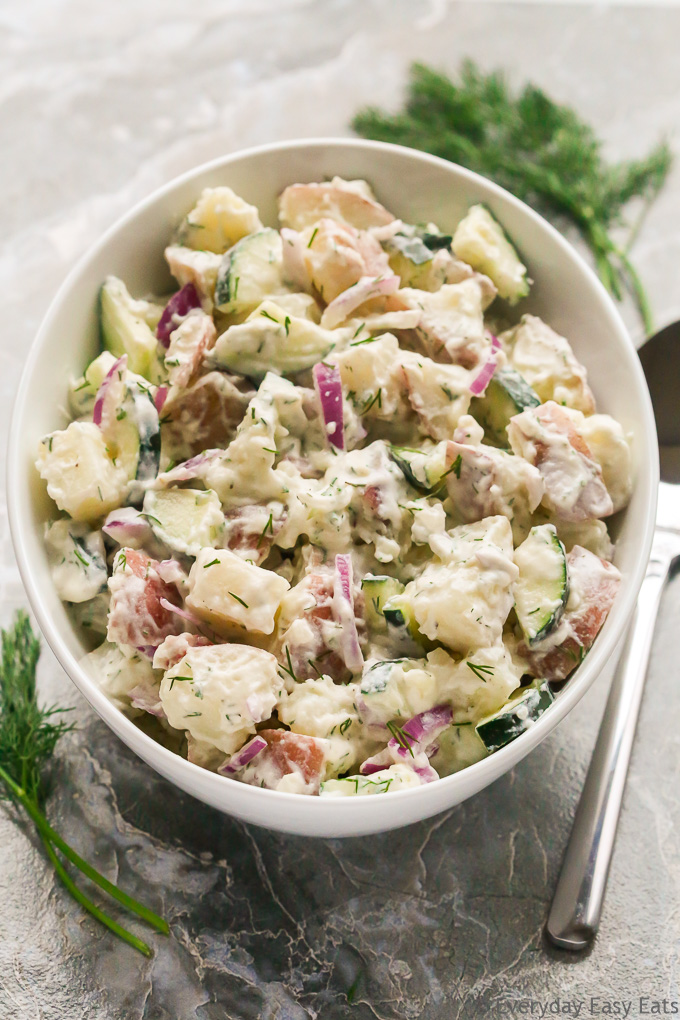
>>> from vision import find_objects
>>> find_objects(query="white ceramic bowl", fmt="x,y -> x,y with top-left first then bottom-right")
8,139 -> 658,837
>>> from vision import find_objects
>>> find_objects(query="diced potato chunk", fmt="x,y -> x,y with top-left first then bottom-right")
425,644 -> 522,722
186,548 -> 290,635
501,315 -> 595,413
404,516 -> 518,653
320,763 -> 424,797
81,641 -> 158,715
36,421 -> 129,522
160,643 -> 281,754
178,186 -> 263,253
357,660 -> 438,730
279,178 -> 394,232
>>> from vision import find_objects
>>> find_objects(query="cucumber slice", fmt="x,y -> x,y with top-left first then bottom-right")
389,443 -> 449,494
106,380 -> 160,482
361,575 -> 405,631
452,204 -> 529,304
214,229 -> 283,316
475,679 -> 554,753
514,524 -> 568,645
143,488 -> 225,557
469,366 -> 540,448
384,230 -> 455,288
127,382 -> 161,481
100,277 -> 159,378
383,592 -> 434,650
429,722 -> 488,776
69,352 -> 118,418
211,299 -> 336,380
385,234 -> 435,288
71,590 -> 110,637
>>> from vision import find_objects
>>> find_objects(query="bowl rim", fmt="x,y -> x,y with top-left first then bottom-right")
7,136 -> 659,825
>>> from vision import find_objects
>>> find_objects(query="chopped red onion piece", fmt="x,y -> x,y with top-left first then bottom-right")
219,735 -> 268,776
128,682 -> 164,718
402,705 -> 453,745
469,335 -> 501,397
361,705 -> 453,773
321,274 -> 400,329
93,354 -> 127,426
332,553 -> 364,673
103,508 -> 152,545
155,385 -> 168,412
135,644 -> 159,661
159,448 -> 223,483
412,761 -> 439,783
359,748 -> 392,775
313,362 -> 344,451
159,598 -> 201,628
156,283 -> 202,348
159,597 -> 220,642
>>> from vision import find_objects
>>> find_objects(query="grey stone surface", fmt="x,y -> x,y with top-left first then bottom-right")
1,1 -> 679,1016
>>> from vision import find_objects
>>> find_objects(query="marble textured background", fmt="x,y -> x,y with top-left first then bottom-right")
1,2 -> 679,1017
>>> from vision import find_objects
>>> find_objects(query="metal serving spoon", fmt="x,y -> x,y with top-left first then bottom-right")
545,320 -> 680,950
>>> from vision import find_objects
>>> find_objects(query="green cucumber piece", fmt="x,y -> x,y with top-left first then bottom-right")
100,277 -> 159,378
211,299 -> 335,380
452,204 -> 529,304
143,488 -> 224,557
214,228 -> 283,316
389,443 -> 449,494
361,575 -> 405,632
383,592 -> 434,650
514,524 -> 568,645
429,722 -> 488,776
386,234 -> 434,266
469,366 -> 540,448
109,380 -> 160,482
475,679 -> 554,753
418,229 -> 453,251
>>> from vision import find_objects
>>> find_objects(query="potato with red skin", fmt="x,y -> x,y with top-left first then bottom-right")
444,437 -> 543,539
107,548 -> 184,652
222,503 -> 287,564
302,218 -> 391,303
153,632 -> 212,671
161,371 -> 253,464
508,401 -> 613,523
279,180 -> 394,232
238,729 -> 327,793
520,545 -> 621,681
276,564 -> 365,683
164,309 -> 216,391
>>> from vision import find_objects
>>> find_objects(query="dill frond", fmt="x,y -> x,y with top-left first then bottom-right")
353,61 -> 671,334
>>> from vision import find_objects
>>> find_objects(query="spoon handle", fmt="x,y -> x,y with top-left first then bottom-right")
545,530 -> 671,950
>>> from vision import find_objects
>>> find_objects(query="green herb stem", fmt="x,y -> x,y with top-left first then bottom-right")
39,830 -> 153,958
0,764 -> 168,934
0,613 -> 169,956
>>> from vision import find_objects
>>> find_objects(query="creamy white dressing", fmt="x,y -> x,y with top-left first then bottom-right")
41,176 -> 632,796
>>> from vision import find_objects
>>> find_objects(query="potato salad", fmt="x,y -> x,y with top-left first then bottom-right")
37,177 -> 632,796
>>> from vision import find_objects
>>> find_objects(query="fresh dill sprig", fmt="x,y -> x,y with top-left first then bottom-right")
0,612 -> 169,956
352,61 -> 672,335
